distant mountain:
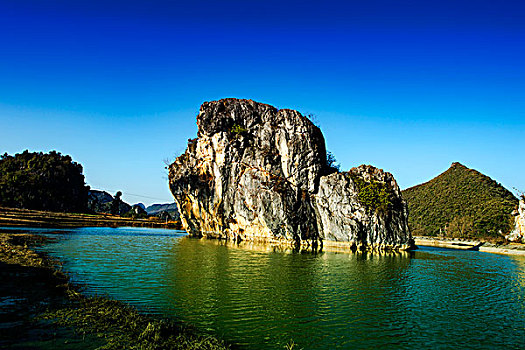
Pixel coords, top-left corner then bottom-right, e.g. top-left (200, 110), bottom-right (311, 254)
top-left (145, 203), bottom-right (179, 220)
top-left (88, 190), bottom-right (132, 215)
top-left (402, 162), bottom-right (518, 239)
top-left (133, 203), bottom-right (146, 210)
top-left (88, 190), bottom-right (113, 207)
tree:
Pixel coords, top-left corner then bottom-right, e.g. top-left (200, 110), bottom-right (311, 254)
top-left (0, 150), bottom-right (89, 212)
top-left (326, 151), bottom-right (341, 172)
top-left (110, 191), bottom-right (122, 215)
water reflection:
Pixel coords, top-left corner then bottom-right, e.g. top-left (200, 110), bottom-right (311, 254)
top-left (31, 229), bottom-right (525, 350)
top-left (510, 256), bottom-right (525, 306)
top-left (166, 238), bottom-right (418, 349)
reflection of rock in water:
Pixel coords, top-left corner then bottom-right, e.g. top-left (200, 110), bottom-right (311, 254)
top-left (510, 255), bottom-right (525, 288)
top-left (180, 236), bottom-right (415, 257)
top-left (167, 237), bottom-right (414, 349)
top-left (508, 198), bottom-right (525, 242)
top-left (169, 98), bottom-right (413, 251)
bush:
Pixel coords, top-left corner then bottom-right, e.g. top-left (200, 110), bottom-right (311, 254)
top-left (326, 151), bottom-right (340, 172)
top-left (230, 124), bottom-right (247, 134)
top-left (347, 172), bottom-right (392, 214)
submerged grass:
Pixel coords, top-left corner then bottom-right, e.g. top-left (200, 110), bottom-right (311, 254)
top-left (41, 295), bottom-right (229, 350)
top-left (1, 232), bottom-right (229, 350)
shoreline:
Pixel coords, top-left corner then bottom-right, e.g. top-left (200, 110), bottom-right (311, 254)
top-left (414, 236), bottom-right (525, 256)
top-left (0, 231), bottom-right (229, 349)
top-left (192, 231), bottom-right (414, 253)
top-left (186, 235), bottom-right (416, 257)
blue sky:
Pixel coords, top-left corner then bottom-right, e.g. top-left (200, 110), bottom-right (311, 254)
top-left (1, 1), bottom-right (524, 206)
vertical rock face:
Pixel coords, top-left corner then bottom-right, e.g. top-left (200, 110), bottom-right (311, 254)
top-left (314, 165), bottom-right (411, 249)
top-left (169, 98), bottom-right (413, 250)
top-left (508, 198), bottom-right (525, 242)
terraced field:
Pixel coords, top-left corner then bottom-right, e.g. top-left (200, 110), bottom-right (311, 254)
top-left (0, 207), bottom-right (181, 229)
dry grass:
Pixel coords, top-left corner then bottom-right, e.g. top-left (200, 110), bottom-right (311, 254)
top-left (0, 206), bottom-right (181, 229)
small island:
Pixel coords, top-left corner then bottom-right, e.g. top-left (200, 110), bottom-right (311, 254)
top-left (169, 98), bottom-right (414, 251)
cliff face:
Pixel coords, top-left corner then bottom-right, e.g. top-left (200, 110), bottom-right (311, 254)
top-left (169, 99), bottom-right (325, 242)
top-left (508, 198), bottom-right (525, 242)
top-left (314, 166), bottom-right (411, 248)
top-left (169, 99), bottom-right (412, 250)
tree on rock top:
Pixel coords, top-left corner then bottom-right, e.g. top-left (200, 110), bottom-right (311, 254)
top-left (0, 150), bottom-right (89, 213)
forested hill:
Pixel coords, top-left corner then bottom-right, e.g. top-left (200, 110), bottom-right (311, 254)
top-left (0, 150), bottom-right (89, 213)
top-left (402, 162), bottom-right (518, 239)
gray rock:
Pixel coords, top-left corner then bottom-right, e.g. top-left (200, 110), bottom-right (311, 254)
top-left (169, 98), bottom-right (413, 250)
top-left (313, 166), bottom-right (411, 250)
top-left (507, 197), bottom-right (525, 242)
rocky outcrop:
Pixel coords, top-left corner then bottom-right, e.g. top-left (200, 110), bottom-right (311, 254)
top-left (314, 166), bottom-right (411, 249)
top-left (169, 98), bottom-right (413, 250)
top-left (508, 197), bottom-right (525, 242)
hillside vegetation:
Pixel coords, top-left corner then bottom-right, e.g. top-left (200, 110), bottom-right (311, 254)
top-left (402, 162), bottom-right (518, 239)
top-left (88, 190), bottom-right (132, 215)
top-left (0, 151), bottom-right (89, 213)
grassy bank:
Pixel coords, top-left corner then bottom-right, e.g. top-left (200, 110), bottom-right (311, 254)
top-left (0, 206), bottom-right (181, 229)
top-left (0, 232), bottom-right (229, 349)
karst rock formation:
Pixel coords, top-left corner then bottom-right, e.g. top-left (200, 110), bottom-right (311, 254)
top-left (169, 99), bottom-right (413, 250)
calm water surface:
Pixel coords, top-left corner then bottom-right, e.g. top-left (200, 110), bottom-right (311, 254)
top-left (13, 227), bottom-right (525, 349)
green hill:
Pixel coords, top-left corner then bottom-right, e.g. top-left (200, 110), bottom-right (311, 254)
top-left (402, 162), bottom-right (518, 239)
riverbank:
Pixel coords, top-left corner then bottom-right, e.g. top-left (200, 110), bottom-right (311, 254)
top-left (414, 236), bottom-right (525, 256)
top-left (0, 206), bottom-right (181, 229)
top-left (0, 232), bottom-right (229, 349)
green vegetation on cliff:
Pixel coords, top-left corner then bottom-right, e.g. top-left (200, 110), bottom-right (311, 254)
top-left (347, 172), bottom-right (392, 214)
top-left (345, 166), bottom-right (405, 216)
top-left (402, 162), bottom-right (518, 239)
top-left (0, 150), bottom-right (89, 213)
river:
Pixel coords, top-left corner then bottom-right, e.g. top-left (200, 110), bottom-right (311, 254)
top-left (17, 226), bottom-right (525, 349)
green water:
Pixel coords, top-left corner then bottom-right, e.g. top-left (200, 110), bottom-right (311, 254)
top-left (26, 227), bottom-right (525, 349)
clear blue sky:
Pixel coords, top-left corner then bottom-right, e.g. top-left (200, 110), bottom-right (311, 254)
top-left (1, 1), bottom-right (524, 206)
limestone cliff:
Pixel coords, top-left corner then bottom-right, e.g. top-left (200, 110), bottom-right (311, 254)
top-left (508, 197), bottom-right (525, 242)
top-left (314, 165), bottom-right (411, 249)
top-left (169, 98), bottom-right (413, 250)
